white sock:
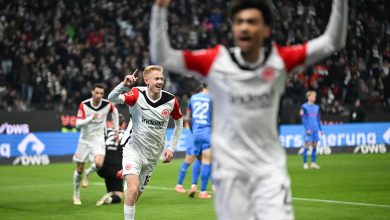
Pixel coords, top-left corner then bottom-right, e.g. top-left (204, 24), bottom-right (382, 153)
top-left (85, 163), bottom-right (97, 176)
top-left (73, 170), bottom-right (81, 197)
top-left (124, 204), bottom-right (135, 220)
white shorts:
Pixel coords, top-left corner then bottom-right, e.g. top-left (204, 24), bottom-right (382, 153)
top-left (214, 171), bottom-right (294, 220)
top-left (72, 141), bottom-right (105, 163)
top-left (122, 146), bottom-right (157, 192)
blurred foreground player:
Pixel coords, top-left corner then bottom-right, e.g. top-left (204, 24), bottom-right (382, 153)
top-left (96, 114), bottom-right (130, 206)
top-left (72, 84), bottom-right (119, 205)
top-left (108, 66), bottom-right (183, 220)
top-left (151, 0), bottom-right (348, 219)
top-left (300, 91), bottom-right (322, 170)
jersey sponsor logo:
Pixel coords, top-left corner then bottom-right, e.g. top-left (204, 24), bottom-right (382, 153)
top-left (162, 109), bottom-right (170, 118)
top-left (230, 89), bottom-right (275, 108)
top-left (141, 117), bottom-right (165, 127)
top-left (261, 67), bottom-right (275, 82)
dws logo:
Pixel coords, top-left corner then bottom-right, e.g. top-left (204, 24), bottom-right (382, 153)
top-left (353, 128), bottom-right (390, 154)
top-left (12, 133), bottom-right (50, 166)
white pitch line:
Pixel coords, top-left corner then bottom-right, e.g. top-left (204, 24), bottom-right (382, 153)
top-left (2, 183), bottom-right (390, 209)
top-left (293, 197), bottom-right (390, 209)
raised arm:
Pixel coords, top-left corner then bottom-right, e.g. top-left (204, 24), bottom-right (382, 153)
top-left (305, 0), bottom-right (348, 66)
top-left (150, 3), bottom-right (187, 73)
top-left (276, 0), bottom-right (348, 72)
top-left (150, 1), bottom-right (221, 77)
top-left (108, 70), bottom-right (139, 106)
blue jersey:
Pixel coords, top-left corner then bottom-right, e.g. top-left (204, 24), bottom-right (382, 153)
top-left (300, 103), bottom-right (322, 132)
top-left (188, 93), bottom-right (212, 135)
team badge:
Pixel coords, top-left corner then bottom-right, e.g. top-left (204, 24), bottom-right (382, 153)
top-left (261, 67), bottom-right (275, 82)
top-left (162, 109), bottom-right (170, 118)
top-left (125, 164), bottom-right (132, 170)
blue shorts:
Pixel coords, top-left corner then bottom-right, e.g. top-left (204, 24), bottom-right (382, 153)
top-left (193, 131), bottom-right (211, 156)
top-left (304, 130), bottom-right (320, 143)
top-left (186, 145), bottom-right (195, 156)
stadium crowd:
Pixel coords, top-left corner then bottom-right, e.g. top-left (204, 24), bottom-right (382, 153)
top-left (0, 0), bottom-right (389, 115)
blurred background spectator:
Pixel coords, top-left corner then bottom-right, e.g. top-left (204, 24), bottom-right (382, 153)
top-left (0, 0), bottom-right (388, 120)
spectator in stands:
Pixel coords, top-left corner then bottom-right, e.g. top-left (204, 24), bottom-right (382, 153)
top-left (349, 99), bottom-right (366, 122)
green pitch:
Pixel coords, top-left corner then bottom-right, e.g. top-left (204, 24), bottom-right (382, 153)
top-left (0, 153), bottom-right (389, 220)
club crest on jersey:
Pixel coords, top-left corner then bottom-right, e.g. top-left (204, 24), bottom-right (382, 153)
top-left (261, 67), bottom-right (275, 82)
top-left (125, 164), bottom-right (132, 170)
top-left (162, 109), bottom-right (170, 118)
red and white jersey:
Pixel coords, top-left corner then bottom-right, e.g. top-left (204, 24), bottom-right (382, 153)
top-left (150, 0), bottom-right (347, 179)
top-left (121, 86), bottom-right (182, 160)
top-left (182, 45), bottom-right (305, 178)
top-left (76, 98), bottom-right (116, 145)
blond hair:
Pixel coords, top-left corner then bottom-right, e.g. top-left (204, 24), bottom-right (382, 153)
top-left (143, 65), bottom-right (163, 79)
top-left (306, 91), bottom-right (317, 98)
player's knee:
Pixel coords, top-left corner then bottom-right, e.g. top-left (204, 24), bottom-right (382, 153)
top-left (76, 164), bottom-right (84, 174)
top-left (186, 156), bottom-right (195, 164)
top-left (126, 185), bottom-right (139, 196)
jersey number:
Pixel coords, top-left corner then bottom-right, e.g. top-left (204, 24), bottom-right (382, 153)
top-left (193, 102), bottom-right (209, 120)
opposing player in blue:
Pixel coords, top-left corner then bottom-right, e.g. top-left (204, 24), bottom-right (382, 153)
top-left (174, 123), bottom-right (202, 193)
top-left (300, 91), bottom-right (322, 170)
top-left (186, 83), bottom-right (213, 199)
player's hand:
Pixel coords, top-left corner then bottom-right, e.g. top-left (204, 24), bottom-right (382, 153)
top-left (155, 0), bottom-right (170, 8)
top-left (306, 130), bottom-right (312, 134)
top-left (92, 113), bottom-right (99, 120)
top-left (162, 149), bottom-right (174, 163)
top-left (123, 69), bottom-right (138, 87)
top-left (319, 131), bottom-right (324, 136)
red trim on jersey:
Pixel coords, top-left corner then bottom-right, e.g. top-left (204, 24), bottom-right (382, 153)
top-left (276, 43), bottom-right (307, 72)
top-left (77, 103), bottom-right (86, 119)
top-left (109, 102), bottom-right (115, 113)
top-left (171, 98), bottom-right (183, 120)
top-left (182, 45), bottom-right (221, 77)
top-left (123, 87), bottom-right (139, 106)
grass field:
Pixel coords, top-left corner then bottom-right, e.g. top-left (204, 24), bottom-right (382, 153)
top-left (0, 153), bottom-right (390, 220)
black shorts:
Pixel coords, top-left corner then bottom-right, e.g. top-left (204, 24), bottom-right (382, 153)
top-left (104, 176), bottom-right (123, 192)
top-left (97, 164), bottom-right (123, 192)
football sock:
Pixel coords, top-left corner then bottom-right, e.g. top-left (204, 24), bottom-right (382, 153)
top-left (177, 162), bottom-right (190, 185)
top-left (111, 195), bottom-right (121, 204)
top-left (312, 147), bottom-right (317, 163)
top-left (200, 164), bottom-right (211, 192)
top-left (303, 147), bottom-right (308, 163)
top-left (192, 159), bottom-right (201, 185)
top-left (124, 204), bottom-right (135, 220)
top-left (73, 170), bottom-right (82, 197)
top-left (85, 163), bottom-right (97, 176)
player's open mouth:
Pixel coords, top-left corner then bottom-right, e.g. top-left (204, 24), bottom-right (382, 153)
top-left (156, 84), bottom-right (163, 89)
top-left (238, 36), bottom-right (252, 47)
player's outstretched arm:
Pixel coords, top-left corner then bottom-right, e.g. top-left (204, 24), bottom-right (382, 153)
top-left (163, 117), bottom-right (184, 163)
top-left (108, 70), bottom-right (138, 105)
top-left (150, 1), bottom-right (187, 73)
top-left (305, 0), bottom-right (348, 66)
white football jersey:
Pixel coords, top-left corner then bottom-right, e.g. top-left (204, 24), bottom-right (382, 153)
top-left (181, 45), bottom-right (296, 178)
top-left (122, 87), bottom-right (182, 160)
top-left (76, 98), bottom-right (116, 145)
top-left (150, 0), bottom-right (348, 179)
